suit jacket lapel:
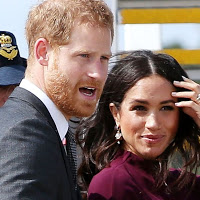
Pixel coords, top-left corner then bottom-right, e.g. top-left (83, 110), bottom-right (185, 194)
top-left (10, 87), bottom-right (78, 200)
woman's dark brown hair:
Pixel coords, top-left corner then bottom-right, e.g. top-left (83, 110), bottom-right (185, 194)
top-left (76, 50), bottom-right (200, 195)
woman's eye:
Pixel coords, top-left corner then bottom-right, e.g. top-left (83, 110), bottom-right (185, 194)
top-left (161, 106), bottom-right (174, 111)
top-left (132, 105), bottom-right (146, 111)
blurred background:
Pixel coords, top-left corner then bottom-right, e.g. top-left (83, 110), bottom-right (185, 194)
top-left (108, 0), bottom-right (200, 82)
top-left (1, 0), bottom-right (200, 82)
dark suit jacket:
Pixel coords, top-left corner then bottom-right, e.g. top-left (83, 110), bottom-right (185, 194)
top-left (0, 87), bottom-right (81, 200)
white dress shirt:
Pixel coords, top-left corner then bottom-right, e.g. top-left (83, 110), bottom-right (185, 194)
top-left (20, 79), bottom-right (68, 140)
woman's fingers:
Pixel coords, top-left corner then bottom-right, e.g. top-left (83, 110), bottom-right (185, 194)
top-left (174, 100), bottom-right (200, 127)
top-left (172, 77), bottom-right (200, 127)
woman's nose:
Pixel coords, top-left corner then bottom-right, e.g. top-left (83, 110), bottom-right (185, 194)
top-left (145, 113), bottom-right (160, 130)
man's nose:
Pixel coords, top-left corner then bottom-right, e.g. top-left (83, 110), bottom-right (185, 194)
top-left (87, 60), bottom-right (108, 80)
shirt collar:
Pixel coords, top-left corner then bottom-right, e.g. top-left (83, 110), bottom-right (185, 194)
top-left (20, 79), bottom-right (68, 140)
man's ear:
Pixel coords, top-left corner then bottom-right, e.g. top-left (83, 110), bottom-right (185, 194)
top-left (34, 38), bottom-right (50, 66)
top-left (109, 102), bottom-right (120, 126)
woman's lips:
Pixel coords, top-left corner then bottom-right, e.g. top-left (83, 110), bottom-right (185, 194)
top-left (141, 134), bottom-right (164, 144)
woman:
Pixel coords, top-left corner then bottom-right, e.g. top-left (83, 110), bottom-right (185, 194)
top-left (77, 50), bottom-right (200, 200)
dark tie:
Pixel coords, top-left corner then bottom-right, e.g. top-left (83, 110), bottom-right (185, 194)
top-left (65, 128), bottom-right (77, 189)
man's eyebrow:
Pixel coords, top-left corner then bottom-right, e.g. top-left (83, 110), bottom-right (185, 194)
top-left (105, 53), bottom-right (112, 58)
top-left (71, 49), bottom-right (90, 54)
top-left (103, 52), bottom-right (112, 57)
top-left (72, 50), bottom-right (112, 57)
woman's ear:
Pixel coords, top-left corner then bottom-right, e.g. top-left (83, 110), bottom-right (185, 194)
top-left (34, 38), bottom-right (50, 66)
top-left (109, 102), bottom-right (120, 126)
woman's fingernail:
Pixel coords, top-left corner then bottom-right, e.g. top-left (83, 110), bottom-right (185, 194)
top-left (182, 76), bottom-right (188, 80)
top-left (173, 81), bottom-right (180, 85)
top-left (172, 92), bottom-right (177, 96)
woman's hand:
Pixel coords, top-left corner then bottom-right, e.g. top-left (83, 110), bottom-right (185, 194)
top-left (172, 76), bottom-right (200, 127)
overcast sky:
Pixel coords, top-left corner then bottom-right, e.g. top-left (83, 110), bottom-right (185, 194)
top-left (0, 0), bottom-right (39, 58)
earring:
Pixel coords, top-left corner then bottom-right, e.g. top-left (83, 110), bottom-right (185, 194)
top-left (115, 126), bottom-right (122, 144)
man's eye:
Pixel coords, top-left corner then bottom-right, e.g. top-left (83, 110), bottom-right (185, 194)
top-left (80, 54), bottom-right (89, 58)
top-left (101, 56), bottom-right (109, 61)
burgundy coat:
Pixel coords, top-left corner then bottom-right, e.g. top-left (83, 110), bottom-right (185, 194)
top-left (88, 150), bottom-right (200, 200)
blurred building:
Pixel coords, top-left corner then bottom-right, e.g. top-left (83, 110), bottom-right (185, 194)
top-left (106, 0), bottom-right (200, 81)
